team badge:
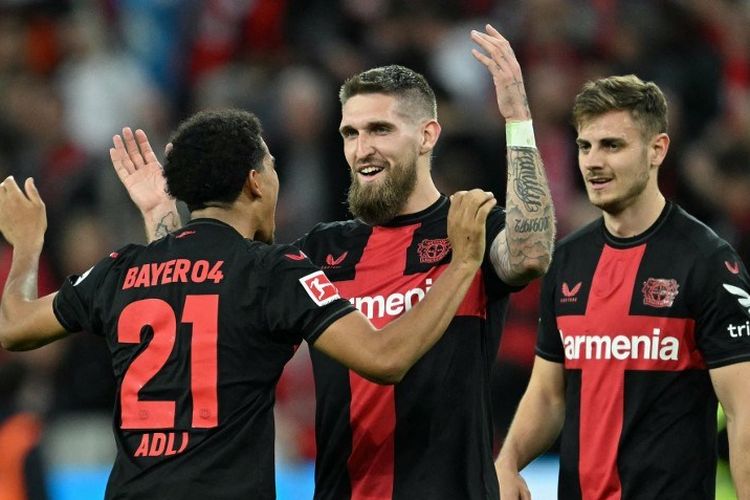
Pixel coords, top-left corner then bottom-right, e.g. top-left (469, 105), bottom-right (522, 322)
top-left (299, 271), bottom-right (340, 306)
top-left (642, 278), bottom-right (679, 308)
top-left (417, 238), bottom-right (451, 264)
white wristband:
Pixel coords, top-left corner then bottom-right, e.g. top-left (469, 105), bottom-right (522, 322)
top-left (505, 120), bottom-right (536, 148)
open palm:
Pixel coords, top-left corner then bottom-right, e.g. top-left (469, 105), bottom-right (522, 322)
top-left (109, 127), bottom-right (172, 214)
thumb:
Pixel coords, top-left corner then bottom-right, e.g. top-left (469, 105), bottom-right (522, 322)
top-left (25, 177), bottom-right (44, 205)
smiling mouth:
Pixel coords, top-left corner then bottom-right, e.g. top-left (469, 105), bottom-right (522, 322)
top-left (588, 177), bottom-right (612, 188)
top-left (357, 165), bottom-right (386, 178)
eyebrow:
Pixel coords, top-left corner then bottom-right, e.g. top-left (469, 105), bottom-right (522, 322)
top-left (339, 120), bottom-right (395, 135)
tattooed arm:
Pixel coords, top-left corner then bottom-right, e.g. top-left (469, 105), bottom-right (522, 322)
top-left (471, 24), bottom-right (555, 285)
top-left (110, 128), bottom-right (183, 242)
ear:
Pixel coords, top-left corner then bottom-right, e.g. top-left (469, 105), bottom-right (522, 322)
top-left (246, 169), bottom-right (263, 199)
top-left (419, 119), bottom-right (442, 155)
top-left (650, 133), bottom-right (670, 169)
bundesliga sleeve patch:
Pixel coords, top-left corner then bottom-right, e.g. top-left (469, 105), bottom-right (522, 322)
top-left (299, 270), bottom-right (341, 306)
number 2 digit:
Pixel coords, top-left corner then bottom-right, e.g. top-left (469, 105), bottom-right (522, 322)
top-left (118, 295), bottom-right (219, 429)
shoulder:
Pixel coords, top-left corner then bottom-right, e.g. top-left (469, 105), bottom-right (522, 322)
top-left (294, 219), bottom-right (370, 251)
top-left (665, 204), bottom-right (730, 258)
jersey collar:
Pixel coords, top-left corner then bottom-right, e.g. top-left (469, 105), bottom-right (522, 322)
top-left (602, 200), bottom-right (673, 248)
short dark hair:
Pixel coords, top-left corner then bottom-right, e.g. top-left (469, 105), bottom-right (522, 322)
top-left (164, 109), bottom-right (265, 212)
top-left (339, 65), bottom-right (437, 121)
top-left (572, 75), bottom-right (668, 139)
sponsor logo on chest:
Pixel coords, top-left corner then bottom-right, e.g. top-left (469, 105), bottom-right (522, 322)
top-left (349, 278), bottom-right (434, 320)
top-left (560, 328), bottom-right (680, 361)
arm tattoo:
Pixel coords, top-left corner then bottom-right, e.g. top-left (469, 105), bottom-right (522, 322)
top-left (493, 147), bottom-right (555, 284)
top-left (511, 148), bottom-right (545, 212)
top-left (152, 211), bottom-right (179, 239)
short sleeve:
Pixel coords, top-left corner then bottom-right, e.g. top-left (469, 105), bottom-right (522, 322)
top-left (261, 247), bottom-right (356, 345)
top-left (693, 245), bottom-right (750, 368)
top-left (535, 264), bottom-right (565, 363)
top-left (53, 250), bottom-right (125, 335)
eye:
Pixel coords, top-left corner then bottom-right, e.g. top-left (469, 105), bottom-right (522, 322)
top-left (577, 143), bottom-right (590, 153)
top-left (341, 129), bottom-right (357, 139)
top-left (373, 125), bottom-right (390, 134)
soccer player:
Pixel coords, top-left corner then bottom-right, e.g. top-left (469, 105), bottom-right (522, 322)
top-left (119, 25), bottom-right (555, 500)
top-left (495, 75), bottom-right (750, 499)
top-left (0, 109), bottom-right (498, 500)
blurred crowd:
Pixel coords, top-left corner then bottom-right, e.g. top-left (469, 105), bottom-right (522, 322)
top-left (0, 0), bottom-right (748, 483)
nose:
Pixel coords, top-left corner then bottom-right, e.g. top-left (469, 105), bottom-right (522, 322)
top-left (579, 147), bottom-right (602, 170)
top-left (355, 134), bottom-right (374, 159)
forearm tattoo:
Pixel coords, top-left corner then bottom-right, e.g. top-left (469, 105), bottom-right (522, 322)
top-left (496, 147), bottom-right (555, 283)
top-left (511, 148), bottom-right (545, 212)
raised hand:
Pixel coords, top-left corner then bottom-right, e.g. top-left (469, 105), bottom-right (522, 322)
top-left (110, 127), bottom-right (181, 240)
top-left (110, 127), bottom-right (173, 215)
top-left (470, 24), bottom-right (530, 122)
top-left (0, 176), bottom-right (47, 253)
top-left (447, 189), bottom-right (497, 268)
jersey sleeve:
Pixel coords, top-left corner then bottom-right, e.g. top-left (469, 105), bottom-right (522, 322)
top-left (535, 261), bottom-right (565, 363)
top-left (693, 245), bottom-right (750, 368)
top-left (261, 246), bottom-right (356, 345)
top-left (52, 249), bottom-right (129, 335)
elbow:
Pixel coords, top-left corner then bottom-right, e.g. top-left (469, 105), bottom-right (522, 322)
top-left (360, 357), bottom-right (408, 385)
top-left (509, 259), bottom-right (550, 285)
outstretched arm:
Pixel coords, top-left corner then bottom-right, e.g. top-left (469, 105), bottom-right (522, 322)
top-left (471, 24), bottom-right (555, 286)
top-left (110, 127), bottom-right (182, 241)
top-left (0, 176), bottom-right (68, 350)
top-left (313, 190), bottom-right (496, 384)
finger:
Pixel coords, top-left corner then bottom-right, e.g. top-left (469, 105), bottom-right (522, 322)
top-left (25, 177), bottom-right (44, 206)
top-left (111, 135), bottom-right (137, 178)
top-left (135, 129), bottom-right (159, 167)
top-left (2, 175), bottom-right (26, 201)
top-left (473, 191), bottom-right (496, 220)
top-left (485, 24), bottom-right (507, 42)
top-left (122, 127), bottom-right (145, 170)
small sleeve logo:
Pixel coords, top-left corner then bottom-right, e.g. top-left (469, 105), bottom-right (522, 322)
top-left (299, 271), bottom-right (341, 306)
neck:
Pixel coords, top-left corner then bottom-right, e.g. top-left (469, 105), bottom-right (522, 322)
top-left (602, 188), bottom-right (666, 238)
top-left (191, 205), bottom-right (257, 239)
top-left (399, 164), bottom-right (441, 216)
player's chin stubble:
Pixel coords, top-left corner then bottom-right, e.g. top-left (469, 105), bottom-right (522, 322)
top-left (348, 162), bottom-right (417, 226)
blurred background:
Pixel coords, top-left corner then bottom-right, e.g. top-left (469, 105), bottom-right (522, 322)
top-left (0, 0), bottom-right (748, 498)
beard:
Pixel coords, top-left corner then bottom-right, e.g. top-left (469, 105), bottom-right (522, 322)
top-left (347, 158), bottom-right (418, 226)
top-left (590, 155), bottom-right (651, 215)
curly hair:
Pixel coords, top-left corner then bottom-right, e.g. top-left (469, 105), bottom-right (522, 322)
top-left (572, 75), bottom-right (668, 139)
top-left (339, 65), bottom-right (437, 122)
top-left (164, 109), bottom-right (265, 212)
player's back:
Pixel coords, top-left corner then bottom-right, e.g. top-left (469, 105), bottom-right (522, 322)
top-left (54, 219), bottom-right (315, 499)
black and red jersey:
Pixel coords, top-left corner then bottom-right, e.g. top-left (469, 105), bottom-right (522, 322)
top-left (295, 195), bottom-right (518, 500)
top-left (52, 219), bottom-right (355, 500)
top-left (536, 202), bottom-right (750, 500)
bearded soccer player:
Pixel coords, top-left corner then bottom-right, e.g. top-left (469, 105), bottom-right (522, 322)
top-left (117, 26), bottom-right (555, 500)
top-left (0, 109), bottom-right (498, 499)
top-left (496, 75), bottom-right (750, 500)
